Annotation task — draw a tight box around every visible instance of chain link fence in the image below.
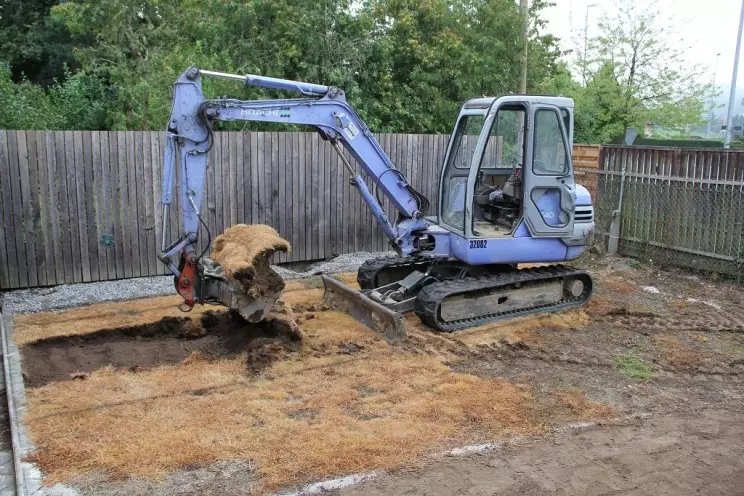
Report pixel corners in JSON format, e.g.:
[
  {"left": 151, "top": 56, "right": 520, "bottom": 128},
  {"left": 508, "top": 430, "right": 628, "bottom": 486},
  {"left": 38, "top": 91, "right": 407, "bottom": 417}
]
[{"left": 581, "top": 168, "right": 744, "bottom": 280}]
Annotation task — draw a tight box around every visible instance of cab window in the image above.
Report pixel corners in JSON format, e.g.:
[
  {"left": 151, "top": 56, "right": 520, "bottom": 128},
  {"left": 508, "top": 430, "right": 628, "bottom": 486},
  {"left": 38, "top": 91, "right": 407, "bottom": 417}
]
[
  {"left": 533, "top": 109, "right": 569, "bottom": 175},
  {"left": 441, "top": 114, "right": 485, "bottom": 231}
]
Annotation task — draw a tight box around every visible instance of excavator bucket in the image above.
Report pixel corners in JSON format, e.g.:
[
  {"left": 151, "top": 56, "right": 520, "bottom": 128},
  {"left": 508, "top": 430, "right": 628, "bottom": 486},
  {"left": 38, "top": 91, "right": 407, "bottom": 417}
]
[
  {"left": 321, "top": 275, "right": 406, "bottom": 341},
  {"left": 209, "top": 224, "right": 290, "bottom": 322}
]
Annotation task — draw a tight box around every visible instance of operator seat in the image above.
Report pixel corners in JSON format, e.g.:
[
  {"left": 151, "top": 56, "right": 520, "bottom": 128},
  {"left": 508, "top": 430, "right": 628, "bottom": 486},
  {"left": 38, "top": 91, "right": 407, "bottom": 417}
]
[{"left": 501, "top": 168, "right": 523, "bottom": 203}]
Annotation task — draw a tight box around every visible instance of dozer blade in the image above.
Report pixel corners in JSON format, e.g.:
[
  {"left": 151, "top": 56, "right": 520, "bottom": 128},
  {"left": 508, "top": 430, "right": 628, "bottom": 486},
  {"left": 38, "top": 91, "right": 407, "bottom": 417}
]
[{"left": 321, "top": 275, "right": 406, "bottom": 341}]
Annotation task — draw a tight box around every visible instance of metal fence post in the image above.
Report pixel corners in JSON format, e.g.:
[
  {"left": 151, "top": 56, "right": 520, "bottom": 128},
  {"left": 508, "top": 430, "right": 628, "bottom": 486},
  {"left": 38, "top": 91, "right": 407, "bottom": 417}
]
[{"left": 608, "top": 166, "right": 626, "bottom": 255}]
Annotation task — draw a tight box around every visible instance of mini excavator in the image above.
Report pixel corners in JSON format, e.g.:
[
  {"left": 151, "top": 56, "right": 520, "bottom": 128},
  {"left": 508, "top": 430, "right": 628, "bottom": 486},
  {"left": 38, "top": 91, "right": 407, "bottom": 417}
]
[{"left": 159, "top": 67, "right": 594, "bottom": 338}]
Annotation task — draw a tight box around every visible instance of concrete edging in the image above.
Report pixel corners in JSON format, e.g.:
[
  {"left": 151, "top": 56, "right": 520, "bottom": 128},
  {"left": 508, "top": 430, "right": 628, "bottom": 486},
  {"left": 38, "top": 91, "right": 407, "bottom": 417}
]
[{"left": 1, "top": 314, "right": 43, "bottom": 495}]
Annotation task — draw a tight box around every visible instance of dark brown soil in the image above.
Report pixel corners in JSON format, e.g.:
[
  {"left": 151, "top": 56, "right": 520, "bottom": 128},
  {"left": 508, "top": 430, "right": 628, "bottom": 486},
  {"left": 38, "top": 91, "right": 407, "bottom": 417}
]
[{"left": 20, "top": 310, "right": 300, "bottom": 387}]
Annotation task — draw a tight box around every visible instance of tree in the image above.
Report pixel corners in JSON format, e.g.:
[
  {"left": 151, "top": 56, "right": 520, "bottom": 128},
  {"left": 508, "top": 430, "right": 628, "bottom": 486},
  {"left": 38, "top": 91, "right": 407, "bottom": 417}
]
[
  {"left": 586, "top": 0, "right": 709, "bottom": 134},
  {"left": 1, "top": 0, "right": 566, "bottom": 132},
  {"left": 0, "top": 0, "right": 78, "bottom": 86}
]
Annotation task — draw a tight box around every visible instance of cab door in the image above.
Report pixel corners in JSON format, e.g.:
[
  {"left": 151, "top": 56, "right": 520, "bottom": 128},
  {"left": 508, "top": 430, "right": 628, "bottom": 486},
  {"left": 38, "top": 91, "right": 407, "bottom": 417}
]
[{"left": 523, "top": 105, "right": 575, "bottom": 238}]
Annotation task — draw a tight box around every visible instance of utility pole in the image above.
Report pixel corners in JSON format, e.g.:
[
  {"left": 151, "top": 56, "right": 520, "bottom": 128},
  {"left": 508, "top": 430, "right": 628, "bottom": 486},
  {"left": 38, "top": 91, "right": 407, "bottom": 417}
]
[
  {"left": 725, "top": 0, "right": 744, "bottom": 148},
  {"left": 519, "top": 0, "right": 529, "bottom": 94},
  {"left": 583, "top": 4, "right": 598, "bottom": 86}
]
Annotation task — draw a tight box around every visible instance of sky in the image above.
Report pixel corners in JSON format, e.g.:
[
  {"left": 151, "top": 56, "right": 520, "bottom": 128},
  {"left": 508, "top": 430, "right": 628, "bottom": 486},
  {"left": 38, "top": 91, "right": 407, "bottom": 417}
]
[{"left": 542, "top": 0, "right": 744, "bottom": 89}]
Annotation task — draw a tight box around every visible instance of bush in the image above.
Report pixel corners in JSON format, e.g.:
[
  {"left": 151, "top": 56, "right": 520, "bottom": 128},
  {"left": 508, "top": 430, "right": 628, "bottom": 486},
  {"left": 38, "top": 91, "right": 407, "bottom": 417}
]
[{"left": 0, "top": 63, "right": 115, "bottom": 129}]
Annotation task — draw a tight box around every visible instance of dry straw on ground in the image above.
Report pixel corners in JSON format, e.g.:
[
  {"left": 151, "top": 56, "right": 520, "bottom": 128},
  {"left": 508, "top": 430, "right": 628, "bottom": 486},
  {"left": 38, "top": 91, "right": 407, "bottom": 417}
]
[{"left": 16, "top": 272, "right": 602, "bottom": 492}]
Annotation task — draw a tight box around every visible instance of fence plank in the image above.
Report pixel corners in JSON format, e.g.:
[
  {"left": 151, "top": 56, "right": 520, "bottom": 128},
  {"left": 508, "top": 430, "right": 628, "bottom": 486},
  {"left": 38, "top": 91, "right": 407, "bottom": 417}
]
[
  {"left": 21, "top": 132, "right": 44, "bottom": 286},
  {"left": 150, "top": 132, "right": 163, "bottom": 275},
  {"left": 309, "top": 133, "right": 319, "bottom": 259},
  {"left": 57, "top": 131, "right": 75, "bottom": 282},
  {"left": 10, "top": 132, "right": 30, "bottom": 287},
  {"left": 320, "top": 136, "right": 329, "bottom": 260},
  {"left": 71, "top": 131, "right": 91, "bottom": 281},
  {"left": 0, "top": 131, "right": 16, "bottom": 288},
  {"left": 240, "top": 131, "right": 250, "bottom": 225},
  {"left": 30, "top": 131, "right": 52, "bottom": 286},
  {"left": 277, "top": 133, "right": 287, "bottom": 263},
  {"left": 138, "top": 132, "right": 150, "bottom": 275},
  {"left": 216, "top": 131, "right": 226, "bottom": 240},
  {"left": 99, "top": 131, "right": 115, "bottom": 279},
  {"left": 91, "top": 132, "right": 106, "bottom": 280},
  {"left": 142, "top": 132, "right": 157, "bottom": 276},
  {"left": 24, "top": 131, "right": 44, "bottom": 286},
  {"left": 116, "top": 132, "right": 132, "bottom": 278},
  {"left": 110, "top": 132, "right": 125, "bottom": 278},
  {"left": 288, "top": 133, "right": 299, "bottom": 260},
  {"left": 250, "top": 132, "right": 260, "bottom": 225},
  {"left": 297, "top": 133, "right": 307, "bottom": 261},
  {"left": 234, "top": 132, "right": 244, "bottom": 227},
  {"left": 43, "top": 132, "right": 63, "bottom": 284},
  {"left": 81, "top": 131, "right": 99, "bottom": 282}
]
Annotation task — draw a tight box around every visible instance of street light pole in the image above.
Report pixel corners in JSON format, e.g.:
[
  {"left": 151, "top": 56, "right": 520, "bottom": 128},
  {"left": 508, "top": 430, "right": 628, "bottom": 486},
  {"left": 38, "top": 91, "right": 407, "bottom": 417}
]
[
  {"left": 707, "top": 53, "right": 721, "bottom": 137},
  {"left": 583, "top": 3, "right": 598, "bottom": 87},
  {"left": 519, "top": 0, "right": 529, "bottom": 94},
  {"left": 724, "top": 0, "right": 744, "bottom": 148}
]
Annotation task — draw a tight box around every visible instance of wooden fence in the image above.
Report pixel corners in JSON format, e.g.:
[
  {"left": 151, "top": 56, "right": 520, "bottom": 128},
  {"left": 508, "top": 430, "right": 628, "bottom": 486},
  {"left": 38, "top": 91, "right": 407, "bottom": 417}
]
[
  {"left": 597, "top": 146, "right": 744, "bottom": 276},
  {"left": 600, "top": 145, "right": 744, "bottom": 180},
  {"left": 0, "top": 130, "right": 601, "bottom": 289},
  {"left": 572, "top": 144, "right": 601, "bottom": 199}
]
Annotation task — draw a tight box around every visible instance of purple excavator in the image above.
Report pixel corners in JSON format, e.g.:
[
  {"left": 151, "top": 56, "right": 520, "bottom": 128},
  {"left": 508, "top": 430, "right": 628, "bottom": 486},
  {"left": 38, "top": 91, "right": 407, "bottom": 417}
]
[{"left": 158, "top": 67, "right": 595, "bottom": 338}]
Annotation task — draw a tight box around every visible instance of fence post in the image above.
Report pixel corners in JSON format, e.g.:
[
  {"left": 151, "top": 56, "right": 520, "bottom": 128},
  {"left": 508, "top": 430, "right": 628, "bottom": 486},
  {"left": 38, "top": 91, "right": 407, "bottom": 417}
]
[{"left": 608, "top": 166, "right": 626, "bottom": 255}]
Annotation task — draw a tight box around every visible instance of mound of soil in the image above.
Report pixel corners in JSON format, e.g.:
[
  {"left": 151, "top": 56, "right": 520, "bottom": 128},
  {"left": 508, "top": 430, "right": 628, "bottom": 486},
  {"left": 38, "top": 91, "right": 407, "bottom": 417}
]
[
  {"left": 212, "top": 224, "right": 288, "bottom": 298},
  {"left": 20, "top": 307, "right": 301, "bottom": 387}
]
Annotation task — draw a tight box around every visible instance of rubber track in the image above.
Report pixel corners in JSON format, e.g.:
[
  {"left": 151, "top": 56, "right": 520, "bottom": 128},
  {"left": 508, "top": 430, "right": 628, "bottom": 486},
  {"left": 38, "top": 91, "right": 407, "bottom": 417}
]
[
  {"left": 357, "top": 257, "right": 433, "bottom": 289},
  {"left": 415, "top": 265, "right": 593, "bottom": 332}
]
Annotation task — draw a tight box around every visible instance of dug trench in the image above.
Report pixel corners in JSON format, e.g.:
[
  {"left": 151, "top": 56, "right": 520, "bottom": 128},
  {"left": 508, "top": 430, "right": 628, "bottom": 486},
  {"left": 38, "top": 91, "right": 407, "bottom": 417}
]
[{"left": 20, "top": 310, "right": 302, "bottom": 388}]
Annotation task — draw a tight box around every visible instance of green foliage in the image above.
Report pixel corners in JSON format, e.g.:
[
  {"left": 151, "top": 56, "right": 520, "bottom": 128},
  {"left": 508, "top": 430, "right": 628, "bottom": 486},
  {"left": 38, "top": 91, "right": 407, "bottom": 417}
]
[
  {"left": 0, "top": 0, "right": 709, "bottom": 138},
  {"left": 0, "top": 0, "right": 565, "bottom": 132},
  {"left": 0, "top": 0, "right": 77, "bottom": 86},
  {"left": 0, "top": 64, "right": 114, "bottom": 130},
  {"left": 615, "top": 354, "right": 655, "bottom": 381}
]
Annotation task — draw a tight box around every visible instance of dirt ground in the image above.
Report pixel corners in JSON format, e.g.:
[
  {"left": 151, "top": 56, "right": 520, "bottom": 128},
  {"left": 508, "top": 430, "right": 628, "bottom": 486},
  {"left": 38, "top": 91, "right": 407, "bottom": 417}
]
[
  {"left": 339, "top": 409, "right": 744, "bottom": 495},
  {"left": 10, "top": 255, "right": 744, "bottom": 494}
]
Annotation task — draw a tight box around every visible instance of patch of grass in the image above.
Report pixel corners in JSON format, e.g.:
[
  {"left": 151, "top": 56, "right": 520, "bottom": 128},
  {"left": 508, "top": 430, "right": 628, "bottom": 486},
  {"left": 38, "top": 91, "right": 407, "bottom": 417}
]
[
  {"left": 627, "top": 258, "right": 645, "bottom": 269},
  {"left": 734, "top": 345, "right": 744, "bottom": 354},
  {"left": 615, "top": 354, "right": 655, "bottom": 381}
]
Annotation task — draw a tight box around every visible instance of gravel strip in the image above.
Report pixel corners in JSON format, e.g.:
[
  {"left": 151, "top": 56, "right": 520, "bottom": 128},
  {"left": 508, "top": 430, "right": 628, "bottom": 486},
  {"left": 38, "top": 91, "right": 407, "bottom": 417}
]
[{"left": 0, "top": 251, "right": 396, "bottom": 315}]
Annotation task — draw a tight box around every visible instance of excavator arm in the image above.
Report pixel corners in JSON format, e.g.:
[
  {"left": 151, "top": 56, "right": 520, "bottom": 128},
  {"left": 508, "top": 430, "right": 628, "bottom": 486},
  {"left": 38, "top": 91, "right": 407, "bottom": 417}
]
[{"left": 159, "top": 67, "right": 429, "bottom": 315}]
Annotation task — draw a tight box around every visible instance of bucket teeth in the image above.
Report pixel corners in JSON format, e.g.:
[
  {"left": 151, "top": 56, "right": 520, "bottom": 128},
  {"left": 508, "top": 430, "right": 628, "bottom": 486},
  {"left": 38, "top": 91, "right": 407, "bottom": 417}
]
[{"left": 321, "top": 275, "right": 406, "bottom": 341}]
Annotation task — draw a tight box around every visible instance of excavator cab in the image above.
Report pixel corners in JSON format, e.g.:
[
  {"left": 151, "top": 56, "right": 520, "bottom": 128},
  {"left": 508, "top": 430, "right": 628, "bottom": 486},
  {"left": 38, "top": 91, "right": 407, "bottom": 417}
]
[{"left": 438, "top": 96, "right": 579, "bottom": 250}]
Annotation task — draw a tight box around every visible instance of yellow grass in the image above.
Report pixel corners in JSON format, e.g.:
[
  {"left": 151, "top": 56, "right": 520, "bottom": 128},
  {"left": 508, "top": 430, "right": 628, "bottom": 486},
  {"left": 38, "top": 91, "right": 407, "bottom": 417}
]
[
  {"left": 13, "top": 275, "right": 325, "bottom": 345},
  {"left": 27, "top": 348, "right": 536, "bottom": 490},
  {"left": 13, "top": 296, "right": 207, "bottom": 345},
  {"left": 552, "top": 389, "right": 615, "bottom": 420},
  {"left": 17, "top": 270, "right": 605, "bottom": 492},
  {"left": 653, "top": 335, "right": 726, "bottom": 368},
  {"left": 448, "top": 310, "right": 589, "bottom": 347}
]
